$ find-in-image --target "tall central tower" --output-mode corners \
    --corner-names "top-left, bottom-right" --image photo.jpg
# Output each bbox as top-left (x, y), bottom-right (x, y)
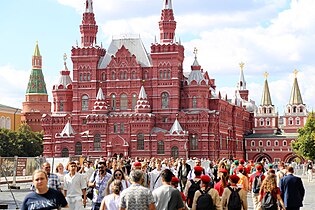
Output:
top-left (22, 42), bottom-right (51, 132)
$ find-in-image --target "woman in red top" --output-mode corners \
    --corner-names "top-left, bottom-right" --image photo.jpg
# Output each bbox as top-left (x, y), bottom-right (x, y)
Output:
top-left (259, 174), bottom-right (286, 210)
top-left (214, 168), bottom-right (229, 196)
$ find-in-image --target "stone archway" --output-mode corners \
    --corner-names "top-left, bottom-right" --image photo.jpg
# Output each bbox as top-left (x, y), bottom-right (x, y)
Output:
top-left (284, 153), bottom-right (305, 164)
top-left (253, 153), bottom-right (272, 163)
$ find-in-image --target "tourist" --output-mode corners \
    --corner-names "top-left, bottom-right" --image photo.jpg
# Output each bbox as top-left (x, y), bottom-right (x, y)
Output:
top-left (119, 170), bottom-right (156, 210)
top-left (100, 180), bottom-right (122, 210)
top-left (178, 158), bottom-right (191, 192)
top-left (21, 169), bottom-right (67, 210)
top-left (63, 161), bottom-right (87, 209)
top-left (249, 164), bottom-right (265, 210)
top-left (41, 162), bottom-right (62, 191)
top-left (55, 162), bottom-right (66, 190)
top-left (105, 169), bottom-right (130, 195)
top-left (280, 166), bottom-right (305, 210)
top-left (88, 161), bottom-right (112, 210)
top-left (152, 169), bottom-right (184, 210)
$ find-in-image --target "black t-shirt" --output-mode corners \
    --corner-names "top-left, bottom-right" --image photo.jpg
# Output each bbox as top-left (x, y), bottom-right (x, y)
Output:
top-left (21, 188), bottom-right (67, 210)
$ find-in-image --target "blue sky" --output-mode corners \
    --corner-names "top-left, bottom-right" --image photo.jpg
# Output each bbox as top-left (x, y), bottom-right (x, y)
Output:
top-left (1, 0), bottom-right (315, 114)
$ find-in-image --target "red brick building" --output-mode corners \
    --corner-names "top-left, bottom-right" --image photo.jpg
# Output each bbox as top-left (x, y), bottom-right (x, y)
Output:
top-left (245, 70), bottom-right (308, 163)
top-left (39, 0), bottom-right (254, 159)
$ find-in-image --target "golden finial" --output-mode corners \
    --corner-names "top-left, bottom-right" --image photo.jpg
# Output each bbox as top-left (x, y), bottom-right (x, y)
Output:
top-left (239, 62), bottom-right (245, 71)
top-left (142, 80), bottom-right (145, 85)
top-left (293, 69), bottom-right (298, 78)
top-left (264, 72), bottom-right (269, 79)
top-left (193, 47), bottom-right (198, 59)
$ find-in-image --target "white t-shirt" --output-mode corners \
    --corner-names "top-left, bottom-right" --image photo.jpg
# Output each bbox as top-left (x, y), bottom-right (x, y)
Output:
top-left (103, 194), bottom-right (120, 210)
top-left (64, 173), bottom-right (87, 197)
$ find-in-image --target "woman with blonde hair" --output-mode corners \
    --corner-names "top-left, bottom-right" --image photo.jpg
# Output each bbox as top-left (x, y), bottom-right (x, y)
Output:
top-left (55, 162), bottom-right (66, 190)
top-left (259, 174), bottom-right (286, 210)
top-left (100, 180), bottom-right (122, 210)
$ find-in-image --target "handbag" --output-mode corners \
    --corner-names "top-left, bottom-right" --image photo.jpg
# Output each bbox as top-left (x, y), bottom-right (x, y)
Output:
top-left (86, 170), bottom-right (98, 200)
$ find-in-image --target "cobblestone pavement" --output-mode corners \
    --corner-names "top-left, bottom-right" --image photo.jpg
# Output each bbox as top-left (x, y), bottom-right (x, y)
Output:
top-left (0, 171), bottom-right (314, 209)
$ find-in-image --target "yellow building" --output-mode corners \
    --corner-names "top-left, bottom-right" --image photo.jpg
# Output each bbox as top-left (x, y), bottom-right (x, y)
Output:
top-left (0, 104), bottom-right (21, 131)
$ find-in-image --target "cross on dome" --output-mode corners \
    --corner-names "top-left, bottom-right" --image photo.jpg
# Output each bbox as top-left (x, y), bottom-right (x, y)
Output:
top-left (239, 62), bottom-right (245, 71)
top-left (193, 47), bottom-right (198, 59)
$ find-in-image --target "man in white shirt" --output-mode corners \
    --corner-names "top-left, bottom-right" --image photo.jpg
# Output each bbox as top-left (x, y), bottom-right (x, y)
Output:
top-left (64, 161), bottom-right (87, 210)
top-left (149, 161), bottom-right (163, 191)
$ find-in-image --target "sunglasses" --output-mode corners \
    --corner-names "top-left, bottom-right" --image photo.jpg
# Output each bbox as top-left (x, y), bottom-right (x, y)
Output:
top-left (115, 173), bottom-right (122, 177)
top-left (98, 166), bottom-right (104, 169)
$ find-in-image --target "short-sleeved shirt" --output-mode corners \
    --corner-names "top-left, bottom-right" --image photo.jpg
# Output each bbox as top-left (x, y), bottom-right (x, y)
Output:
top-left (120, 183), bottom-right (155, 209)
top-left (64, 172), bottom-right (87, 197)
top-left (89, 171), bottom-right (111, 203)
top-left (47, 173), bottom-right (62, 190)
top-left (21, 188), bottom-right (67, 210)
top-left (152, 185), bottom-right (184, 210)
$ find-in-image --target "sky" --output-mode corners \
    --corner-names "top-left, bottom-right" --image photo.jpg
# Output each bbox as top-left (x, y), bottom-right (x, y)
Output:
top-left (1, 0), bottom-right (315, 114)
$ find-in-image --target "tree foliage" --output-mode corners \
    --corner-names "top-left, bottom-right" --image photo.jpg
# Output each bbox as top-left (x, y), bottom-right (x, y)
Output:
top-left (292, 112), bottom-right (315, 160)
top-left (0, 123), bottom-right (43, 157)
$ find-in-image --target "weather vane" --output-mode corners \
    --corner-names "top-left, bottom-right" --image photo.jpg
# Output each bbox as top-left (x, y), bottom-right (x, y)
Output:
top-left (239, 62), bottom-right (245, 71)
top-left (293, 69), bottom-right (298, 78)
top-left (193, 47), bottom-right (198, 59)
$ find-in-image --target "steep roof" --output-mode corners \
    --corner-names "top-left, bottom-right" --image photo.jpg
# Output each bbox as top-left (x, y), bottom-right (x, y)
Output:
top-left (289, 70), bottom-right (303, 105)
top-left (60, 121), bottom-right (75, 137)
top-left (261, 72), bottom-right (272, 106)
top-left (98, 36), bottom-right (152, 69)
top-left (169, 118), bottom-right (184, 134)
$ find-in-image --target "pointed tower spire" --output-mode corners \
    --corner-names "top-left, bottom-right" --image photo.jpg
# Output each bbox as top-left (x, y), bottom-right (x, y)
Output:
top-left (96, 87), bottom-right (105, 100)
top-left (289, 69), bottom-right (303, 105)
top-left (261, 72), bottom-right (272, 105)
top-left (163, 0), bottom-right (173, 9)
top-left (135, 85), bottom-right (151, 113)
top-left (170, 117), bottom-right (184, 134)
top-left (236, 62), bottom-right (249, 101)
top-left (237, 62), bottom-right (246, 90)
top-left (159, 0), bottom-right (176, 43)
top-left (80, 0), bottom-right (98, 47)
top-left (85, 0), bottom-right (93, 13)
top-left (27, 42), bottom-right (47, 94)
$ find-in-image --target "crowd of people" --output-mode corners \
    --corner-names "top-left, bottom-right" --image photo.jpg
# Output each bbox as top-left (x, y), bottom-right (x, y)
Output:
top-left (21, 156), bottom-right (311, 210)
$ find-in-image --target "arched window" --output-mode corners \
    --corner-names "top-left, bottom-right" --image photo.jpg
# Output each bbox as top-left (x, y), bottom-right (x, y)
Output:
top-left (75, 142), bottom-right (82, 155)
top-left (132, 71), bottom-right (136, 79)
top-left (259, 140), bottom-right (263, 147)
top-left (283, 140), bottom-right (287, 146)
top-left (137, 133), bottom-right (144, 150)
top-left (293, 106), bottom-right (297, 113)
top-left (192, 96), bottom-right (197, 108)
top-left (171, 146), bottom-right (179, 159)
top-left (160, 71), bottom-right (163, 79)
top-left (121, 123), bottom-right (125, 133)
top-left (289, 117), bottom-right (293, 125)
top-left (61, 148), bottom-right (69, 157)
top-left (82, 95), bottom-right (89, 111)
top-left (190, 134), bottom-right (198, 150)
top-left (0, 116), bottom-right (5, 128)
top-left (124, 71), bottom-right (127, 79)
top-left (83, 73), bottom-right (87, 81)
top-left (5, 117), bottom-right (11, 129)
top-left (157, 141), bottom-right (164, 154)
top-left (111, 94), bottom-right (116, 110)
top-left (94, 134), bottom-right (101, 151)
top-left (275, 140), bottom-right (279, 146)
top-left (111, 71), bottom-right (115, 80)
top-left (59, 100), bottom-right (64, 111)
top-left (164, 71), bottom-right (167, 78)
top-left (132, 93), bottom-right (137, 110)
top-left (87, 73), bottom-right (91, 81)
top-left (120, 71), bottom-right (124, 80)
top-left (267, 140), bottom-right (271, 147)
top-left (114, 123), bottom-right (118, 133)
top-left (296, 117), bottom-right (300, 125)
top-left (266, 118), bottom-right (270, 126)
top-left (251, 140), bottom-right (255, 147)
top-left (120, 94), bottom-right (128, 110)
top-left (161, 92), bottom-right (169, 109)
top-left (102, 72), bottom-right (105, 80)
top-left (80, 74), bottom-right (82, 81)
top-left (144, 71), bottom-right (148, 79)
top-left (260, 118), bottom-right (264, 126)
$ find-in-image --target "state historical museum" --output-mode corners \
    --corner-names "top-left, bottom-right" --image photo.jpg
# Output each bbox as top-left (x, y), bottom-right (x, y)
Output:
top-left (22, 0), bottom-right (308, 161)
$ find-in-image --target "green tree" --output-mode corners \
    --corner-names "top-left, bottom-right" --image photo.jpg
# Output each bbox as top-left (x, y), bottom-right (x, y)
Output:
top-left (0, 123), bottom-right (43, 157)
top-left (292, 112), bottom-right (315, 160)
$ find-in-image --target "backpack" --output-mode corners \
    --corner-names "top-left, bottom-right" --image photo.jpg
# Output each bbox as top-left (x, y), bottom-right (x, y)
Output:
top-left (187, 179), bottom-right (201, 208)
top-left (261, 191), bottom-right (277, 210)
top-left (252, 173), bottom-right (263, 193)
top-left (196, 188), bottom-right (215, 210)
top-left (227, 186), bottom-right (242, 210)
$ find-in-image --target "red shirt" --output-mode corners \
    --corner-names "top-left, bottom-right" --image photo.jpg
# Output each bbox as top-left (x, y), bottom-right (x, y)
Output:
top-left (214, 180), bottom-right (228, 196)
